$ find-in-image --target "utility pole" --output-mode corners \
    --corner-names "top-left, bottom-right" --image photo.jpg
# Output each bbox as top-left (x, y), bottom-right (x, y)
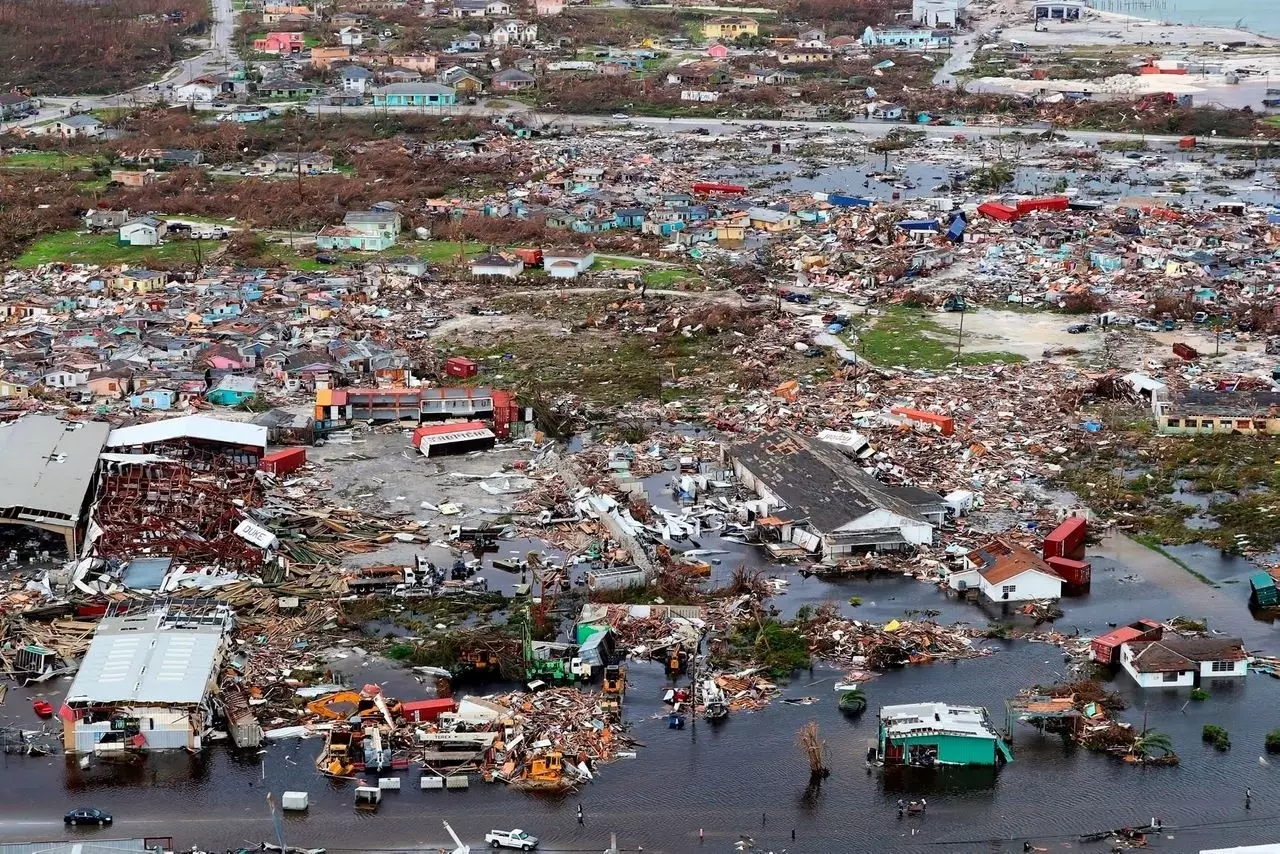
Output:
top-left (295, 133), bottom-right (304, 203)
top-left (955, 304), bottom-right (965, 362)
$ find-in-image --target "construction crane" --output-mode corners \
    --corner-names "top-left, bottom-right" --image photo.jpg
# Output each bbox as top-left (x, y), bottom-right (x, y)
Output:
top-left (442, 819), bottom-right (471, 854)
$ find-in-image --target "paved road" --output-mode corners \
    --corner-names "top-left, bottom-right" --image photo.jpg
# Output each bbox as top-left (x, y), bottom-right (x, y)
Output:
top-left (1, 0), bottom-right (233, 131)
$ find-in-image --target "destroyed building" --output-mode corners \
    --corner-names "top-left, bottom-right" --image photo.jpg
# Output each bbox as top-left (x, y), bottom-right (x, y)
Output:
top-left (61, 600), bottom-right (235, 753)
top-left (731, 431), bottom-right (945, 559)
top-left (0, 415), bottom-right (111, 554)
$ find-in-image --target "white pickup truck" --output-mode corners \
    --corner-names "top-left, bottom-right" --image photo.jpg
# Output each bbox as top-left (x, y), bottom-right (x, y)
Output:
top-left (484, 829), bottom-right (539, 850)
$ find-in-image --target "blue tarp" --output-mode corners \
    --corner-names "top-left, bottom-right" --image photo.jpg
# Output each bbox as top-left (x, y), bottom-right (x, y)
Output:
top-left (897, 219), bottom-right (939, 231)
top-left (829, 194), bottom-right (873, 208)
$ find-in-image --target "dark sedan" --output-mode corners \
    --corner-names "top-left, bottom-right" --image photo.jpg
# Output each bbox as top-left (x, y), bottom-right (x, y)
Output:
top-left (65, 808), bottom-right (112, 826)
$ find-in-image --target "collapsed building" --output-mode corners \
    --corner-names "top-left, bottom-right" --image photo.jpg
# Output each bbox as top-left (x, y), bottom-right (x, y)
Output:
top-left (730, 430), bottom-right (946, 560)
top-left (61, 600), bottom-right (235, 753)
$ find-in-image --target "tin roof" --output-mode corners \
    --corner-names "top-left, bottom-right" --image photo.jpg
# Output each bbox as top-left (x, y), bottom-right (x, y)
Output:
top-left (64, 607), bottom-right (228, 706)
top-left (0, 415), bottom-right (111, 527)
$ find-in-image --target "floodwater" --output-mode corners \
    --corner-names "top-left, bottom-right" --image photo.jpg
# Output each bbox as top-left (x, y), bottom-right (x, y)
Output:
top-left (718, 139), bottom-right (1280, 209)
top-left (13, 470), bottom-right (1280, 852)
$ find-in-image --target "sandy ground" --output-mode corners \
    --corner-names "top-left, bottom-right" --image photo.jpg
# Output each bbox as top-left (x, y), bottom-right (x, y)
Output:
top-left (949, 0), bottom-right (1280, 107)
top-left (997, 8), bottom-right (1277, 48)
top-left (930, 307), bottom-right (1275, 372)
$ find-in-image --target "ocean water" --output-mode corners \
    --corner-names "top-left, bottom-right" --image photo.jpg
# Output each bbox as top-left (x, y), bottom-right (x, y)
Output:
top-left (1091, 0), bottom-right (1280, 36)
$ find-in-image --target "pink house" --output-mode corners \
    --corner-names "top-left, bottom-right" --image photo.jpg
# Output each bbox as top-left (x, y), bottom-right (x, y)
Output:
top-left (706, 42), bottom-right (730, 58)
top-left (253, 32), bottom-right (305, 54)
top-left (535, 0), bottom-right (563, 14)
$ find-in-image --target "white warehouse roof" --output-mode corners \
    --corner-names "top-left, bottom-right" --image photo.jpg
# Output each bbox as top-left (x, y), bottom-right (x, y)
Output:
top-left (106, 415), bottom-right (267, 452)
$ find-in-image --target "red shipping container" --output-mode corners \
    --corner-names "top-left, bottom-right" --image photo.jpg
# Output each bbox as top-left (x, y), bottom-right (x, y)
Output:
top-left (1047, 556), bottom-right (1091, 588)
top-left (1043, 516), bottom-right (1087, 559)
top-left (259, 447), bottom-right (307, 476)
top-left (890, 406), bottom-right (955, 436)
top-left (977, 202), bottom-right (1020, 222)
top-left (445, 356), bottom-right (479, 379)
top-left (514, 248), bottom-right (543, 265)
top-left (1014, 196), bottom-right (1069, 215)
top-left (692, 181), bottom-right (747, 195)
top-left (401, 697), bottom-right (457, 723)
top-left (1172, 342), bottom-right (1198, 360)
top-left (1178, 136), bottom-right (1196, 149)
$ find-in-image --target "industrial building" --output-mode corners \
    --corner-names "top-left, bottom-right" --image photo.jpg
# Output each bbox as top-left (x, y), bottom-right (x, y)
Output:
top-left (731, 430), bottom-right (945, 559)
top-left (61, 600), bottom-right (235, 753)
top-left (0, 415), bottom-right (111, 554)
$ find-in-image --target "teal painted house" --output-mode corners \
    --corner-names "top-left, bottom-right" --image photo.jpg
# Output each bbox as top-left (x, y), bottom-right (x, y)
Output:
top-left (206, 375), bottom-right (258, 406)
top-left (372, 83), bottom-right (457, 107)
top-left (876, 702), bottom-right (1012, 767)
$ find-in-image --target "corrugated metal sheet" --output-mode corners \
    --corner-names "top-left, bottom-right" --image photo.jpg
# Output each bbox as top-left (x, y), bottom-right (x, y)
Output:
top-left (65, 612), bottom-right (223, 705)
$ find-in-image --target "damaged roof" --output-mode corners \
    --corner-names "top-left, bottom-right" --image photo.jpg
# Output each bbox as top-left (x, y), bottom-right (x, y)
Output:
top-left (0, 415), bottom-right (111, 527)
top-left (732, 430), bottom-right (938, 533)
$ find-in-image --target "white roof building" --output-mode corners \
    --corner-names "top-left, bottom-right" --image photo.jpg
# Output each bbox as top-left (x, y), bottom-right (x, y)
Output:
top-left (106, 415), bottom-right (268, 453)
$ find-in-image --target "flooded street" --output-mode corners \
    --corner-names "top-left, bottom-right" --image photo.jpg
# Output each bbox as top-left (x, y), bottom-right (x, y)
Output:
top-left (6, 524), bottom-right (1280, 853)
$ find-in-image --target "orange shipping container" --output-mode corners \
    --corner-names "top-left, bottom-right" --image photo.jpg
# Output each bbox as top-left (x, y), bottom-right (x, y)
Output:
top-left (890, 406), bottom-right (955, 436)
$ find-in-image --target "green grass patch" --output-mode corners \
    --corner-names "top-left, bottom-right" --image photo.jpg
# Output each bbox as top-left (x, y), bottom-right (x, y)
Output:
top-left (0, 152), bottom-right (94, 169)
top-left (14, 230), bottom-right (204, 268)
top-left (643, 267), bottom-right (694, 287)
top-left (856, 306), bottom-right (1026, 370)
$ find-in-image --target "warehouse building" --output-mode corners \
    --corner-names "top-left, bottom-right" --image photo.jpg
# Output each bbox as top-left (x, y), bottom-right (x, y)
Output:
top-left (61, 600), bottom-right (235, 753)
top-left (0, 415), bottom-right (111, 555)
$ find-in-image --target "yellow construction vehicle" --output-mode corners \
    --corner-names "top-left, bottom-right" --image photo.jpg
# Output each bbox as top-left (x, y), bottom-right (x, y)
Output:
top-left (527, 751), bottom-right (563, 784)
top-left (601, 664), bottom-right (626, 715)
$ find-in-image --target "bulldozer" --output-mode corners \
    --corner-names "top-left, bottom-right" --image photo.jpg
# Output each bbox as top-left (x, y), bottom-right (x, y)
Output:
top-left (601, 664), bottom-right (626, 715)
top-left (517, 750), bottom-right (568, 790)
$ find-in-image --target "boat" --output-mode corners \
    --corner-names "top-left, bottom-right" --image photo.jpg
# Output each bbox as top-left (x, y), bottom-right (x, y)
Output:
top-left (32, 700), bottom-right (53, 718)
top-left (1264, 98), bottom-right (1280, 108)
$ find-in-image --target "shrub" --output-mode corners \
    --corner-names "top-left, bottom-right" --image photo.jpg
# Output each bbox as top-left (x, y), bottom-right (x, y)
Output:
top-left (1202, 724), bottom-right (1231, 751)
top-left (1190, 688), bottom-right (1209, 701)
top-left (1265, 729), bottom-right (1280, 754)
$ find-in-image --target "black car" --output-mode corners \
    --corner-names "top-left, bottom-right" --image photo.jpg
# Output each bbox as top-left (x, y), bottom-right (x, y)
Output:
top-left (1066, 323), bottom-right (1090, 334)
top-left (65, 808), bottom-right (112, 826)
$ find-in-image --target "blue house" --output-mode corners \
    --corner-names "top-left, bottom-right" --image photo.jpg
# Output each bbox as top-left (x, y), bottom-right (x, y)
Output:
top-left (372, 83), bottom-right (457, 107)
top-left (206, 375), bottom-right (258, 406)
top-left (221, 106), bottom-right (272, 123)
top-left (614, 207), bottom-right (646, 228)
top-left (130, 388), bottom-right (175, 410)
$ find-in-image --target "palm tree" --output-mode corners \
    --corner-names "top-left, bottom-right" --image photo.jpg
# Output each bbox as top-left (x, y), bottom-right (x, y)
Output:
top-left (838, 688), bottom-right (867, 716)
top-left (1133, 729), bottom-right (1175, 759)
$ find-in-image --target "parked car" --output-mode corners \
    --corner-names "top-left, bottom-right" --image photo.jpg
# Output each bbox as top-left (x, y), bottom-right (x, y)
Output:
top-left (485, 829), bottom-right (538, 850)
top-left (65, 808), bottom-right (112, 826)
top-left (1134, 320), bottom-right (1160, 332)
top-left (314, 254), bottom-right (338, 264)
top-left (1066, 323), bottom-right (1090, 334)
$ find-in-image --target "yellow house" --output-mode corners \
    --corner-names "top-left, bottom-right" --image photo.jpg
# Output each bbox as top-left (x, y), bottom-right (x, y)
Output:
top-left (0, 377), bottom-right (30, 399)
top-left (308, 304), bottom-right (333, 320)
top-left (715, 216), bottom-right (748, 243)
top-left (703, 15), bottom-right (758, 40)
top-left (113, 269), bottom-right (166, 294)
